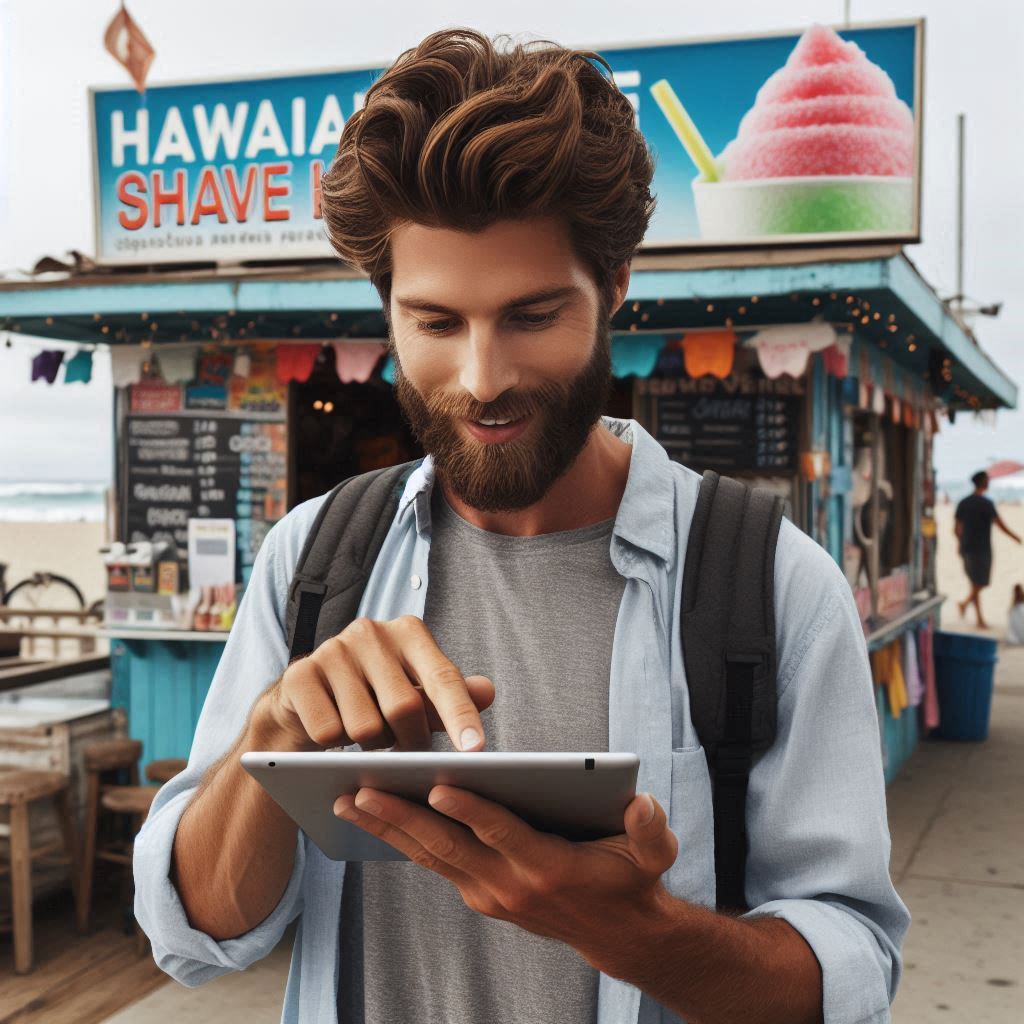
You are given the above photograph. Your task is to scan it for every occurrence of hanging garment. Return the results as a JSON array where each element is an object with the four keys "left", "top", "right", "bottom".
[
  {"left": 31, "top": 349, "right": 64, "bottom": 384},
  {"left": 158, "top": 346, "right": 199, "bottom": 383},
  {"left": 610, "top": 335, "right": 666, "bottom": 378},
  {"left": 870, "top": 641, "right": 908, "bottom": 720},
  {"left": 63, "top": 349, "right": 94, "bottom": 384},
  {"left": 681, "top": 330, "right": 736, "bottom": 379},
  {"left": 918, "top": 621, "right": 940, "bottom": 730},
  {"left": 903, "top": 629, "right": 923, "bottom": 707},
  {"left": 111, "top": 345, "right": 145, "bottom": 388},
  {"left": 381, "top": 355, "right": 396, "bottom": 385},
  {"left": 331, "top": 341, "right": 387, "bottom": 384},
  {"left": 275, "top": 344, "right": 321, "bottom": 383}
]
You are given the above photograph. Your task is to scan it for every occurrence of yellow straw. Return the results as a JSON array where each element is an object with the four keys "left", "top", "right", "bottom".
[{"left": 649, "top": 79, "right": 720, "bottom": 183}]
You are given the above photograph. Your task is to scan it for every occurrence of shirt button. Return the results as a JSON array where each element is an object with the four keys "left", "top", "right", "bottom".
[{"left": 410, "top": 574, "right": 422, "bottom": 590}]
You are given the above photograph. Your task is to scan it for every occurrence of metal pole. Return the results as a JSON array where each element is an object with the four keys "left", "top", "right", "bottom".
[
  {"left": 956, "top": 113, "right": 966, "bottom": 308},
  {"left": 844, "top": 0, "right": 852, "bottom": 28}
]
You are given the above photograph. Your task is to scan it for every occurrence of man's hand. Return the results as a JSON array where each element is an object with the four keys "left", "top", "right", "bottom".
[
  {"left": 333, "top": 784, "right": 677, "bottom": 972},
  {"left": 255, "top": 615, "right": 495, "bottom": 753}
]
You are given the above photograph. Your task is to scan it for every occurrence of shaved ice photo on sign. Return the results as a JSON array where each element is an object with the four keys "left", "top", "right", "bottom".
[{"left": 646, "top": 23, "right": 919, "bottom": 242}]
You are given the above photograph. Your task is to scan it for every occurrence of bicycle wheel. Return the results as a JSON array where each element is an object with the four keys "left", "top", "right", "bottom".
[{"left": 5, "top": 572, "right": 87, "bottom": 610}]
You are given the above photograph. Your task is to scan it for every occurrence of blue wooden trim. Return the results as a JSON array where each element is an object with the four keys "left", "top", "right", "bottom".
[
  {"left": 884, "top": 257, "right": 1017, "bottom": 409},
  {"left": 0, "top": 275, "right": 380, "bottom": 316},
  {"left": 624, "top": 259, "right": 888, "bottom": 302}
]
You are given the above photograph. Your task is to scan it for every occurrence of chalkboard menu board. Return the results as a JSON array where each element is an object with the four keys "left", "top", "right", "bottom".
[
  {"left": 638, "top": 373, "right": 802, "bottom": 474},
  {"left": 121, "top": 412, "right": 288, "bottom": 580}
]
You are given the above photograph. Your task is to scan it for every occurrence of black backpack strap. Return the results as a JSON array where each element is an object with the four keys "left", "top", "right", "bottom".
[
  {"left": 681, "top": 470, "right": 784, "bottom": 912},
  {"left": 286, "top": 459, "right": 423, "bottom": 660}
]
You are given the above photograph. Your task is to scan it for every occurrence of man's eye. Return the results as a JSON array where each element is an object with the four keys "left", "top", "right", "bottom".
[
  {"left": 415, "top": 318, "right": 457, "bottom": 335},
  {"left": 514, "top": 311, "right": 560, "bottom": 328}
]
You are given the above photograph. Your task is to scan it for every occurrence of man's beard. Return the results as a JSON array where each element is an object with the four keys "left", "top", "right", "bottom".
[{"left": 392, "top": 320, "right": 613, "bottom": 513}]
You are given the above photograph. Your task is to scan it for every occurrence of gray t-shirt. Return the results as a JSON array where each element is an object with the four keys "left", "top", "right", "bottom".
[{"left": 338, "top": 486, "right": 627, "bottom": 1024}]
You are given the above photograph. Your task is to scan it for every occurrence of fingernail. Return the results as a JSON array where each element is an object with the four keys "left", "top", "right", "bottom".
[
  {"left": 460, "top": 727, "right": 481, "bottom": 751},
  {"left": 430, "top": 794, "right": 456, "bottom": 813},
  {"left": 640, "top": 793, "right": 655, "bottom": 825}
]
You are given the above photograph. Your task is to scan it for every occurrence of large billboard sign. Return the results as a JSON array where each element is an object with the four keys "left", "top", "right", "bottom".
[{"left": 91, "top": 21, "right": 921, "bottom": 265}]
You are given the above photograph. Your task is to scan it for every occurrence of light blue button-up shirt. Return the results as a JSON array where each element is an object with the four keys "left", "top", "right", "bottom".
[{"left": 135, "top": 417, "right": 909, "bottom": 1024}]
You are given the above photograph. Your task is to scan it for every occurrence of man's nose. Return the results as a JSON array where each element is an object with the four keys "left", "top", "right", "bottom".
[{"left": 458, "top": 326, "right": 520, "bottom": 406}]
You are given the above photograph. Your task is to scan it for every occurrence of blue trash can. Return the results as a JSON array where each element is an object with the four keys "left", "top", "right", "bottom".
[{"left": 932, "top": 631, "right": 998, "bottom": 740}]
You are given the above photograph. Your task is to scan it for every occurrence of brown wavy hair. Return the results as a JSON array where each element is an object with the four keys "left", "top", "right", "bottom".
[{"left": 320, "top": 28, "right": 656, "bottom": 308}]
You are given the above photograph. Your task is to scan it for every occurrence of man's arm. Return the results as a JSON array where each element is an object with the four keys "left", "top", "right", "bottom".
[
  {"left": 133, "top": 500, "right": 325, "bottom": 984},
  {"left": 170, "top": 687, "right": 313, "bottom": 940},
  {"left": 994, "top": 514, "right": 1022, "bottom": 544},
  {"left": 606, "top": 891, "right": 822, "bottom": 1024},
  {"left": 955, "top": 518, "right": 963, "bottom": 541}
]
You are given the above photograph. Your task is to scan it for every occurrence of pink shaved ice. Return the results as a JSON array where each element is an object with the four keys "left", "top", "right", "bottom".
[{"left": 721, "top": 24, "right": 915, "bottom": 181}]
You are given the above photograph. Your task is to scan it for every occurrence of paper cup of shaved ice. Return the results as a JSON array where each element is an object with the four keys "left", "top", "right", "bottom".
[{"left": 694, "top": 24, "right": 915, "bottom": 239}]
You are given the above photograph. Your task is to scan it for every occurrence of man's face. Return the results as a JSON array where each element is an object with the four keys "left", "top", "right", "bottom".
[{"left": 387, "top": 217, "right": 619, "bottom": 513}]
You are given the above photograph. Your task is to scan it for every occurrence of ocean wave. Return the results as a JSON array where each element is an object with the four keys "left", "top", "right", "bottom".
[
  {"left": 0, "top": 481, "right": 108, "bottom": 523},
  {"left": 0, "top": 481, "right": 109, "bottom": 498}
]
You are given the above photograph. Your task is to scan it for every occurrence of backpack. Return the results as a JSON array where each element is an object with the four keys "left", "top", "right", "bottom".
[{"left": 286, "top": 460, "right": 783, "bottom": 912}]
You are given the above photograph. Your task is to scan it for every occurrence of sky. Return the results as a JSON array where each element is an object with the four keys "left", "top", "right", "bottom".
[{"left": 0, "top": 0, "right": 1020, "bottom": 485}]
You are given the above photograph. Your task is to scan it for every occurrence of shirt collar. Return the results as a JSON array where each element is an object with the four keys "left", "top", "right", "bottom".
[{"left": 397, "top": 416, "right": 676, "bottom": 565}]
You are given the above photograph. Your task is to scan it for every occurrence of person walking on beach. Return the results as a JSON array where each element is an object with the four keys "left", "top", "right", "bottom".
[
  {"left": 956, "top": 470, "right": 1023, "bottom": 629},
  {"left": 135, "top": 29, "right": 908, "bottom": 1024}
]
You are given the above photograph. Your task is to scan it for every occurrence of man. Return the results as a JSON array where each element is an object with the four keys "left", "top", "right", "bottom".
[
  {"left": 955, "top": 470, "right": 1022, "bottom": 629},
  {"left": 135, "top": 29, "right": 909, "bottom": 1024}
]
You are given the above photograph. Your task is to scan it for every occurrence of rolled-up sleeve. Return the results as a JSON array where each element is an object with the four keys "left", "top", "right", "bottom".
[
  {"left": 742, "top": 523, "right": 911, "bottom": 1023},
  {"left": 133, "top": 498, "right": 324, "bottom": 985}
]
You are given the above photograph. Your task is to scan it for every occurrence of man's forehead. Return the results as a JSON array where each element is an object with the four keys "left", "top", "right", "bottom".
[{"left": 389, "top": 217, "right": 591, "bottom": 306}]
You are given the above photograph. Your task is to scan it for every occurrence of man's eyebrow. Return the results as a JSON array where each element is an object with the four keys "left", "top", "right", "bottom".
[{"left": 394, "top": 286, "right": 580, "bottom": 315}]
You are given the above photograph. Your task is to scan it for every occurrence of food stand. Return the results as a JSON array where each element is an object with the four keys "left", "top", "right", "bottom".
[{"left": 0, "top": 20, "right": 1017, "bottom": 780}]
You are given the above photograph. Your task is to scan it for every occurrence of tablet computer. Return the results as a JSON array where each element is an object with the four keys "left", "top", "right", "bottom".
[{"left": 240, "top": 751, "right": 640, "bottom": 862}]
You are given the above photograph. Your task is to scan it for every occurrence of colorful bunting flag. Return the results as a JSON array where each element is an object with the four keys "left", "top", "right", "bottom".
[
  {"left": 331, "top": 341, "right": 387, "bottom": 383},
  {"left": 681, "top": 330, "right": 736, "bottom": 379},
  {"left": 747, "top": 322, "right": 836, "bottom": 379},
  {"left": 103, "top": 2, "right": 156, "bottom": 94},
  {"left": 275, "top": 343, "right": 321, "bottom": 383},
  {"left": 31, "top": 350, "right": 64, "bottom": 384},
  {"left": 63, "top": 349, "right": 94, "bottom": 384}
]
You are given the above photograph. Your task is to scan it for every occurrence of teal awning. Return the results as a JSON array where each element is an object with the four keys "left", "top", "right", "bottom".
[{"left": 0, "top": 249, "right": 1014, "bottom": 410}]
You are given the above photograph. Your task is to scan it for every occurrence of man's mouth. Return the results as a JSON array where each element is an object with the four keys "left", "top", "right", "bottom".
[{"left": 464, "top": 415, "right": 531, "bottom": 444}]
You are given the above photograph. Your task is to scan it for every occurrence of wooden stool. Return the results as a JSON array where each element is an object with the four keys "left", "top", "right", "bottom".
[
  {"left": 0, "top": 770, "right": 82, "bottom": 974},
  {"left": 145, "top": 758, "right": 188, "bottom": 785},
  {"left": 100, "top": 786, "right": 159, "bottom": 954},
  {"left": 78, "top": 738, "right": 143, "bottom": 935}
]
